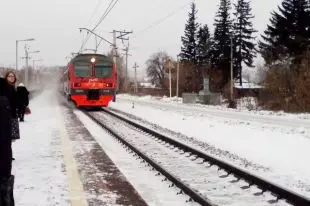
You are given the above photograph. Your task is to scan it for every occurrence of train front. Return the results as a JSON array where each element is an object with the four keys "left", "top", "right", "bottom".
[{"left": 69, "top": 54, "right": 116, "bottom": 107}]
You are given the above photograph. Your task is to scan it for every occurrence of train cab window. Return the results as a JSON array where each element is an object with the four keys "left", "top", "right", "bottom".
[
  {"left": 94, "top": 65, "right": 112, "bottom": 78},
  {"left": 74, "top": 64, "right": 92, "bottom": 77}
]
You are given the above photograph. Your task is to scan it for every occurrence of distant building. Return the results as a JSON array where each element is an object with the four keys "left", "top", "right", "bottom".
[
  {"left": 234, "top": 78, "right": 264, "bottom": 98},
  {"left": 234, "top": 78, "right": 263, "bottom": 89},
  {"left": 139, "top": 81, "right": 156, "bottom": 88}
]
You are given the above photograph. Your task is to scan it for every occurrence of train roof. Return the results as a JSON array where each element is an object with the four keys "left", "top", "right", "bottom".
[{"left": 68, "top": 53, "right": 113, "bottom": 65}]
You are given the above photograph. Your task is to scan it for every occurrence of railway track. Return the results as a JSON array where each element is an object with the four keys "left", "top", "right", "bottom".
[{"left": 82, "top": 108, "right": 310, "bottom": 206}]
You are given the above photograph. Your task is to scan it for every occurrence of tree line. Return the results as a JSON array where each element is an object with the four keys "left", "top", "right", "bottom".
[
  {"left": 144, "top": 0, "right": 310, "bottom": 111},
  {"left": 179, "top": 0, "right": 310, "bottom": 92}
]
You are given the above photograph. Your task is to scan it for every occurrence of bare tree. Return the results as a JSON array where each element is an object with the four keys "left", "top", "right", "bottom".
[{"left": 146, "top": 51, "right": 169, "bottom": 88}]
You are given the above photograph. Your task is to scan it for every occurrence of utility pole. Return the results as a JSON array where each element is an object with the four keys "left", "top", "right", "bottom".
[
  {"left": 121, "top": 40, "right": 132, "bottom": 90},
  {"left": 169, "top": 62, "right": 172, "bottom": 98},
  {"left": 166, "top": 57, "right": 173, "bottom": 98},
  {"left": 114, "top": 30, "right": 133, "bottom": 78},
  {"left": 133, "top": 62, "right": 139, "bottom": 93},
  {"left": 112, "top": 30, "right": 117, "bottom": 102},
  {"left": 176, "top": 55, "right": 180, "bottom": 98},
  {"left": 112, "top": 30, "right": 133, "bottom": 94},
  {"left": 230, "top": 36, "right": 234, "bottom": 102},
  {"left": 24, "top": 44, "right": 29, "bottom": 87},
  {"left": 125, "top": 40, "right": 129, "bottom": 80},
  {"left": 16, "top": 38, "right": 35, "bottom": 70},
  {"left": 23, "top": 45, "right": 40, "bottom": 87},
  {"left": 112, "top": 30, "right": 117, "bottom": 64}
]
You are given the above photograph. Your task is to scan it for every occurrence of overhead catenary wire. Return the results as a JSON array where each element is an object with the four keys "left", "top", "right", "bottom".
[
  {"left": 85, "top": 0, "right": 104, "bottom": 29},
  {"left": 79, "top": 0, "right": 120, "bottom": 53},
  {"left": 132, "top": 2, "right": 190, "bottom": 39},
  {"left": 92, "top": 0, "right": 119, "bottom": 31}
]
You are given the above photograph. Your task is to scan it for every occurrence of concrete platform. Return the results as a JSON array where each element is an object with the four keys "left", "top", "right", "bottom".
[{"left": 61, "top": 106, "right": 147, "bottom": 206}]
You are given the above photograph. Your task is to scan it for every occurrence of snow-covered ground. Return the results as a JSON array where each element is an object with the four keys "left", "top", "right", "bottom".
[
  {"left": 12, "top": 90, "right": 70, "bottom": 206},
  {"left": 11, "top": 89, "right": 203, "bottom": 206},
  {"left": 117, "top": 94, "right": 310, "bottom": 121},
  {"left": 109, "top": 94, "right": 310, "bottom": 198},
  {"left": 75, "top": 110, "right": 199, "bottom": 206},
  {"left": 11, "top": 89, "right": 310, "bottom": 205},
  {"left": 86, "top": 111, "right": 290, "bottom": 206}
]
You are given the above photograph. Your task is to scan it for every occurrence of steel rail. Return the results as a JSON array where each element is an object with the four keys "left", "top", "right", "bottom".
[
  {"left": 83, "top": 111, "right": 215, "bottom": 206},
  {"left": 102, "top": 108, "right": 310, "bottom": 206}
]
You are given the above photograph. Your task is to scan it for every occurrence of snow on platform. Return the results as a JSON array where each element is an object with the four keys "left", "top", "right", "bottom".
[
  {"left": 61, "top": 105, "right": 148, "bottom": 206},
  {"left": 11, "top": 90, "right": 150, "bottom": 206},
  {"left": 12, "top": 90, "right": 70, "bottom": 206},
  {"left": 109, "top": 94, "right": 310, "bottom": 198}
]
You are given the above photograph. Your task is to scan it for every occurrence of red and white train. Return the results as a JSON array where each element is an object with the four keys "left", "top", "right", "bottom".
[{"left": 60, "top": 53, "right": 117, "bottom": 108}]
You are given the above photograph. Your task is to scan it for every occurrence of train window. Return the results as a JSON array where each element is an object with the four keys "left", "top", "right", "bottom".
[
  {"left": 74, "top": 64, "right": 92, "bottom": 77},
  {"left": 94, "top": 65, "right": 112, "bottom": 78}
]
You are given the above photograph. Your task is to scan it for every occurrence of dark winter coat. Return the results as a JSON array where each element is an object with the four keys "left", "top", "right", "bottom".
[
  {"left": 0, "top": 77, "right": 13, "bottom": 178},
  {"left": 16, "top": 86, "right": 29, "bottom": 107},
  {"left": 0, "top": 78, "right": 17, "bottom": 118}
]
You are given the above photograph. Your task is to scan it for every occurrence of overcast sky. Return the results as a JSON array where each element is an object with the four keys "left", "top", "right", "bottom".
[{"left": 0, "top": 0, "right": 282, "bottom": 78}]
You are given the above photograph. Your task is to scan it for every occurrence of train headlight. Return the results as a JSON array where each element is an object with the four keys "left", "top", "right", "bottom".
[{"left": 90, "top": 57, "right": 96, "bottom": 63}]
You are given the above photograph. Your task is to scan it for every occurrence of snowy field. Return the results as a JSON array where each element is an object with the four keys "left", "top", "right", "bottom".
[
  {"left": 109, "top": 94, "right": 310, "bottom": 199},
  {"left": 117, "top": 94, "right": 310, "bottom": 121}
]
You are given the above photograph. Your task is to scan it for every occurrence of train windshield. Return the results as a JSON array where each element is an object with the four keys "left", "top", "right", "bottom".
[
  {"left": 94, "top": 65, "right": 113, "bottom": 78},
  {"left": 74, "top": 64, "right": 92, "bottom": 77}
]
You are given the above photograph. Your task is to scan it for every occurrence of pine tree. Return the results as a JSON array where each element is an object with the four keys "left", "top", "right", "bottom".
[
  {"left": 233, "top": 0, "right": 257, "bottom": 85},
  {"left": 197, "top": 24, "right": 212, "bottom": 67},
  {"left": 307, "top": 0, "right": 310, "bottom": 45},
  {"left": 180, "top": 2, "right": 201, "bottom": 92},
  {"left": 211, "top": 0, "right": 233, "bottom": 88},
  {"left": 180, "top": 2, "right": 199, "bottom": 64},
  {"left": 259, "top": 0, "right": 310, "bottom": 65}
]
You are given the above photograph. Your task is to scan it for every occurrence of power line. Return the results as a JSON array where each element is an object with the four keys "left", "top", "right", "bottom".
[
  {"left": 92, "top": 0, "right": 119, "bottom": 31},
  {"left": 132, "top": 2, "right": 190, "bottom": 39},
  {"left": 79, "top": 0, "right": 120, "bottom": 53},
  {"left": 91, "top": 0, "right": 115, "bottom": 31},
  {"left": 79, "top": 0, "right": 107, "bottom": 52},
  {"left": 85, "top": 0, "right": 104, "bottom": 28}
]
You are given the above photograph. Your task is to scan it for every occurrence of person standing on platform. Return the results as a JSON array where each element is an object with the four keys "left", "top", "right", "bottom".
[
  {"left": 0, "top": 74, "right": 15, "bottom": 205},
  {"left": 16, "top": 83, "right": 29, "bottom": 122}
]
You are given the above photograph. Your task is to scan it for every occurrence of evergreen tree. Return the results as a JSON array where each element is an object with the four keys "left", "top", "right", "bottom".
[
  {"left": 259, "top": 0, "right": 310, "bottom": 65},
  {"left": 233, "top": 0, "right": 257, "bottom": 85},
  {"left": 211, "top": 0, "right": 233, "bottom": 88},
  {"left": 306, "top": 0, "right": 310, "bottom": 46},
  {"left": 180, "top": 2, "right": 199, "bottom": 64},
  {"left": 197, "top": 24, "right": 212, "bottom": 67}
]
